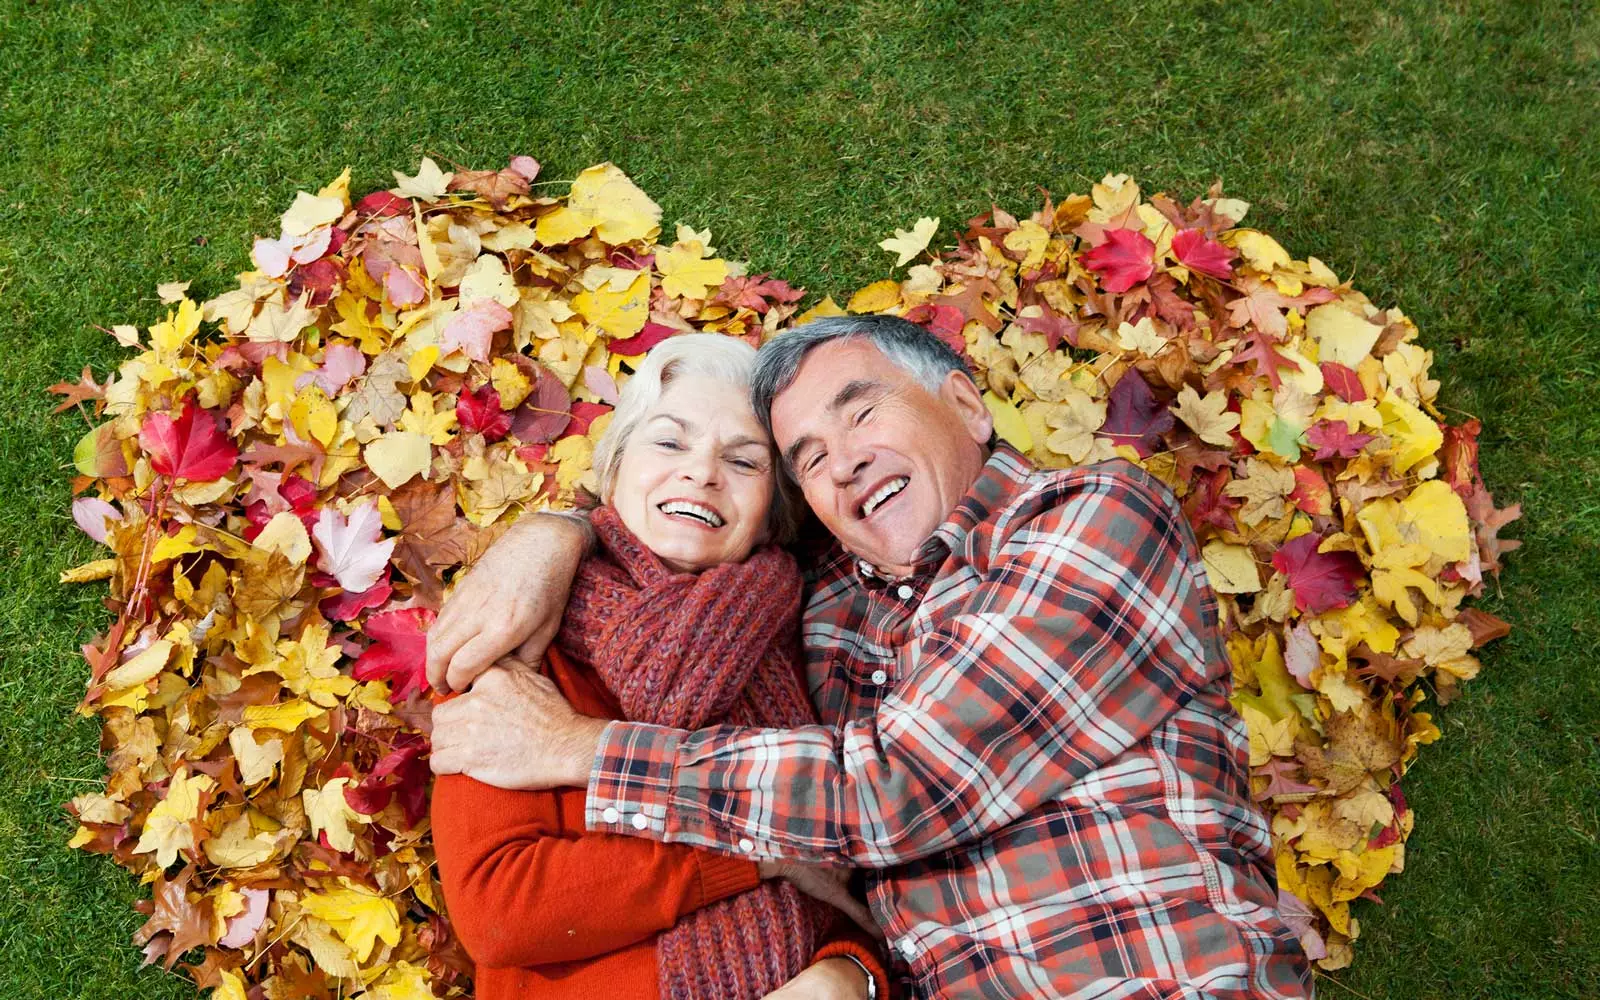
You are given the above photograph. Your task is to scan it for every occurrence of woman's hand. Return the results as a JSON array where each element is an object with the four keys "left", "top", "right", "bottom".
[
  {"left": 424, "top": 513, "right": 593, "bottom": 694},
  {"left": 757, "top": 859, "right": 883, "bottom": 941},
  {"left": 761, "top": 958, "right": 871, "bottom": 1000},
  {"left": 430, "top": 660, "right": 610, "bottom": 790}
]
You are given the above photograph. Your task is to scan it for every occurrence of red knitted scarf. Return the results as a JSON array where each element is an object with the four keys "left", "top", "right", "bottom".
[{"left": 556, "top": 505, "right": 834, "bottom": 1000}]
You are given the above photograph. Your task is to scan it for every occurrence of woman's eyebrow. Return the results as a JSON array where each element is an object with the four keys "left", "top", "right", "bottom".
[{"left": 647, "top": 414, "right": 692, "bottom": 432}]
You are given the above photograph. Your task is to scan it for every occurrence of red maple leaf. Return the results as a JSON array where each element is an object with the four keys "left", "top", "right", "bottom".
[
  {"left": 139, "top": 402, "right": 239, "bottom": 482},
  {"left": 1271, "top": 532, "right": 1364, "bottom": 614},
  {"left": 901, "top": 302, "right": 966, "bottom": 353},
  {"left": 1171, "top": 228, "right": 1236, "bottom": 279},
  {"left": 456, "top": 384, "right": 512, "bottom": 441},
  {"left": 1230, "top": 331, "right": 1302, "bottom": 391},
  {"left": 1305, "top": 420, "right": 1375, "bottom": 461},
  {"left": 563, "top": 400, "right": 613, "bottom": 439},
  {"left": 352, "top": 608, "right": 436, "bottom": 701},
  {"left": 1082, "top": 228, "right": 1156, "bottom": 293},
  {"left": 344, "top": 734, "right": 430, "bottom": 826},
  {"left": 712, "top": 273, "right": 803, "bottom": 313}
]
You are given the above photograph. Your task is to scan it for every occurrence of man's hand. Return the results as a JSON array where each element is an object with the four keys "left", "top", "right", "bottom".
[
  {"left": 761, "top": 958, "right": 871, "bottom": 1000},
  {"left": 425, "top": 512, "right": 592, "bottom": 694},
  {"left": 429, "top": 661, "right": 609, "bottom": 790},
  {"left": 757, "top": 860, "right": 883, "bottom": 941}
]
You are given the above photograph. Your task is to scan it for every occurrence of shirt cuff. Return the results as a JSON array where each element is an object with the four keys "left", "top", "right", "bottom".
[{"left": 584, "top": 719, "right": 683, "bottom": 835}]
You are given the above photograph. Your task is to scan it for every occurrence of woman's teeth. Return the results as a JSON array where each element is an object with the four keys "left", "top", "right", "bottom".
[
  {"left": 862, "top": 477, "right": 909, "bottom": 517},
  {"left": 659, "top": 501, "right": 724, "bottom": 527}
]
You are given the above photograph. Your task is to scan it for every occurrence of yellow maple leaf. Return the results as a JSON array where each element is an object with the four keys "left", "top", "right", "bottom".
[
  {"left": 982, "top": 392, "right": 1033, "bottom": 452},
  {"left": 398, "top": 390, "right": 458, "bottom": 445},
  {"left": 1307, "top": 302, "right": 1382, "bottom": 368},
  {"left": 133, "top": 766, "right": 215, "bottom": 868},
  {"left": 536, "top": 162, "right": 662, "bottom": 246},
  {"left": 656, "top": 242, "right": 730, "bottom": 300},
  {"left": 300, "top": 881, "right": 401, "bottom": 963},
  {"left": 303, "top": 777, "right": 370, "bottom": 853},
  {"left": 252, "top": 511, "right": 313, "bottom": 565},
  {"left": 572, "top": 268, "right": 650, "bottom": 338},
  {"left": 242, "top": 699, "right": 326, "bottom": 732},
  {"left": 879, "top": 216, "right": 940, "bottom": 267}
]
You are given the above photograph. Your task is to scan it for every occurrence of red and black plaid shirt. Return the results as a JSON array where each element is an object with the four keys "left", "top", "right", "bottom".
[{"left": 586, "top": 448, "right": 1311, "bottom": 999}]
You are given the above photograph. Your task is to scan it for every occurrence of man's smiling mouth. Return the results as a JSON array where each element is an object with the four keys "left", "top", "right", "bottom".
[
  {"left": 858, "top": 477, "right": 909, "bottom": 519},
  {"left": 658, "top": 500, "right": 725, "bottom": 528}
]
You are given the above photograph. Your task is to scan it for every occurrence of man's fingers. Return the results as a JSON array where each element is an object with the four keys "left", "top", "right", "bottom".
[
  {"left": 445, "top": 631, "right": 513, "bottom": 694},
  {"left": 514, "top": 627, "right": 556, "bottom": 666},
  {"left": 425, "top": 616, "right": 471, "bottom": 692}
]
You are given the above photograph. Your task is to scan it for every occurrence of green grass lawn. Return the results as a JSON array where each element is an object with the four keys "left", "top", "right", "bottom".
[{"left": 2, "top": 1, "right": 1596, "bottom": 997}]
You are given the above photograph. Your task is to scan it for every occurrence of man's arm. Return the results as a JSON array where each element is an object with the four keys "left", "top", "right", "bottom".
[
  {"left": 424, "top": 510, "right": 593, "bottom": 693},
  {"left": 584, "top": 470, "right": 1227, "bottom": 866}
]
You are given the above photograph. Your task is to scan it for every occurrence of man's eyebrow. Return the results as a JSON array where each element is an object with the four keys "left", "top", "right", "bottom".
[
  {"left": 828, "top": 379, "right": 882, "bottom": 413},
  {"left": 782, "top": 434, "right": 816, "bottom": 473},
  {"left": 723, "top": 434, "right": 770, "bottom": 452}
]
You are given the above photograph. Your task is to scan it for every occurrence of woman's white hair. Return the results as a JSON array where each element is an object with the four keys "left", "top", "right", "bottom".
[{"left": 592, "top": 333, "right": 800, "bottom": 543}]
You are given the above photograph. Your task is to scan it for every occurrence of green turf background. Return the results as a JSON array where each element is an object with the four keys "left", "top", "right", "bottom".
[{"left": 2, "top": 1, "right": 1596, "bottom": 997}]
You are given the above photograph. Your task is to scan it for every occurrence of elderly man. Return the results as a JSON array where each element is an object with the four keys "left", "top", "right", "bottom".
[{"left": 427, "top": 315, "right": 1312, "bottom": 999}]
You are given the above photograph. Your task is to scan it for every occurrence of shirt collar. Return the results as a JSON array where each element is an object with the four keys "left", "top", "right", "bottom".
[{"left": 851, "top": 445, "right": 1034, "bottom": 585}]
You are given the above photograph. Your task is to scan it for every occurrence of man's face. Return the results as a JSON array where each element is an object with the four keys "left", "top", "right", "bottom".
[{"left": 770, "top": 339, "right": 993, "bottom": 574}]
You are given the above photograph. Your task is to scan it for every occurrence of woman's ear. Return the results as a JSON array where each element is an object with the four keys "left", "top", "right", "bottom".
[{"left": 940, "top": 370, "right": 994, "bottom": 446}]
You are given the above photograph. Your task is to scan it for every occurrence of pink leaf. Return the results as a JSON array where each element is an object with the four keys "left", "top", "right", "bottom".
[
  {"left": 71, "top": 496, "right": 122, "bottom": 544},
  {"left": 297, "top": 343, "right": 367, "bottom": 397},
  {"left": 138, "top": 403, "right": 239, "bottom": 482},
  {"left": 1271, "top": 532, "right": 1364, "bottom": 614},
  {"left": 352, "top": 607, "right": 435, "bottom": 701},
  {"left": 583, "top": 365, "right": 620, "bottom": 405},
  {"left": 440, "top": 300, "right": 513, "bottom": 362},
  {"left": 219, "top": 889, "right": 270, "bottom": 949},
  {"left": 251, "top": 236, "right": 293, "bottom": 278},
  {"left": 1171, "top": 228, "right": 1236, "bottom": 280},
  {"left": 1082, "top": 228, "right": 1156, "bottom": 293},
  {"left": 508, "top": 155, "right": 542, "bottom": 182},
  {"left": 1283, "top": 623, "right": 1320, "bottom": 687},
  {"left": 312, "top": 501, "right": 396, "bottom": 593}
]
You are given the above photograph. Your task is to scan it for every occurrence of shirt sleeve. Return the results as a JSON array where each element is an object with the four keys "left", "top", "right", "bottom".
[
  {"left": 432, "top": 772, "right": 760, "bottom": 967},
  {"left": 584, "top": 469, "right": 1227, "bottom": 866}
]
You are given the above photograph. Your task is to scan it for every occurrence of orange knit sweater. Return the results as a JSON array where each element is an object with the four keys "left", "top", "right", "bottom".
[{"left": 431, "top": 647, "right": 887, "bottom": 999}]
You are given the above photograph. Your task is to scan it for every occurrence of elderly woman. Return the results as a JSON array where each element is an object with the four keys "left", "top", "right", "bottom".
[{"left": 431, "top": 334, "right": 886, "bottom": 1000}]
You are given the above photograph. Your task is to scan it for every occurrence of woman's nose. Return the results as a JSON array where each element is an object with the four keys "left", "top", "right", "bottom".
[{"left": 678, "top": 447, "right": 721, "bottom": 486}]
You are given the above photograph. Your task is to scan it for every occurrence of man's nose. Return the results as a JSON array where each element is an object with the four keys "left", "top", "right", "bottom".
[{"left": 826, "top": 443, "right": 871, "bottom": 487}]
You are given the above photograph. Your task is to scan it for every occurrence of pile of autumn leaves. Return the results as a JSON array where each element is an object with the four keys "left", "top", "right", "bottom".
[{"left": 52, "top": 156, "right": 1519, "bottom": 996}]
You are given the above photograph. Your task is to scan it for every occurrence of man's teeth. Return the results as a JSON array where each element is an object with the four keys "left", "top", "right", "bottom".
[
  {"left": 862, "top": 477, "right": 909, "bottom": 518},
  {"left": 659, "top": 501, "right": 724, "bottom": 527}
]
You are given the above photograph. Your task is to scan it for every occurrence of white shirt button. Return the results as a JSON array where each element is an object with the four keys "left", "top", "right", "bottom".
[
  {"left": 738, "top": 838, "right": 756, "bottom": 853},
  {"left": 896, "top": 584, "right": 914, "bottom": 600},
  {"left": 601, "top": 807, "right": 620, "bottom": 824},
  {"left": 630, "top": 813, "right": 649, "bottom": 831},
  {"left": 870, "top": 669, "right": 888, "bottom": 685},
  {"left": 899, "top": 938, "right": 917, "bottom": 959}
]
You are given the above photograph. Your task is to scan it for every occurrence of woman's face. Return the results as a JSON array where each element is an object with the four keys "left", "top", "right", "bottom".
[{"left": 608, "top": 372, "right": 776, "bottom": 573}]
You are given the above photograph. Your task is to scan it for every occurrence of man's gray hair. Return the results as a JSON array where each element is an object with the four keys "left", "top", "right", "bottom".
[{"left": 749, "top": 314, "right": 975, "bottom": 435}]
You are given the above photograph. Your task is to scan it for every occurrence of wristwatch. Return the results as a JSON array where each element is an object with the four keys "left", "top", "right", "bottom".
[{"left": 836, "top": 953, "right": 878, "bottom": 999}]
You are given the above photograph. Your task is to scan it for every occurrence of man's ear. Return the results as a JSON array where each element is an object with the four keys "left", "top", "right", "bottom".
[{"left": 940, "top": 370, "right": 994, "bottom": 445}]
